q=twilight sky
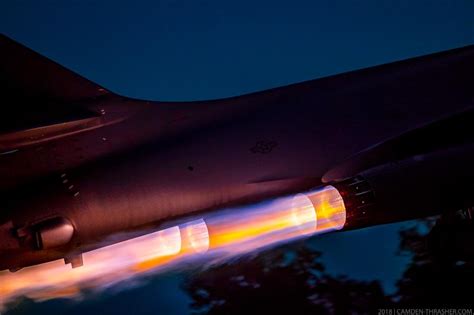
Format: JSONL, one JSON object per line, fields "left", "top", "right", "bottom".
{"left": 1, "top": 1, "right": 473, "bottom": 314}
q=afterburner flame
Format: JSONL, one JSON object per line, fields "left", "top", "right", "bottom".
{"left": 0, "top": 186, "right": 345, "bottom": 309}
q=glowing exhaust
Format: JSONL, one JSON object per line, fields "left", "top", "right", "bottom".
{"left": 0, "top": 185, "right": 346, "bottom": 308}
{"left": 308, "top": 186, "right": 346, "bottom": 233}
{"left": 136, "top": 219, "right": 210, "bottom": 272}
{"left": 202, "top": 185, "right": 345, "bottom": 254}
{"left": 180, "top": 219, "right": 210, "bottom": 254}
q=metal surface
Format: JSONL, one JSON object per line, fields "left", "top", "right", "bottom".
{"left": 0, "top": 34, "right": 473, "bottom": 270}
{"left": 34, "top": 217, "right": 75, "bottom": 250}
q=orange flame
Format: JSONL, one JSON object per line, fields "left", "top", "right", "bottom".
{"left": 0, "top": 186, "right": 345, "bottom": 309}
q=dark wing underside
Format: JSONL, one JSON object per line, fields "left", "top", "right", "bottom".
{"left": 0, "top": 34, "right": 108, "bottom": 102}
{"left": 0, "top": 34, "right": 109, "bottom": 134}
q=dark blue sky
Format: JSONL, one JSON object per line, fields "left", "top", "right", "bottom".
{"left": 2, "top": 1, "right": 473, "bottom": 314}
{"left": 2, "top": 1, "right": 473, "bottom": 101}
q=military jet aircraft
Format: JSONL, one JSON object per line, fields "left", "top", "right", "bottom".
{"left": 1, "top": 34, "right": 473, "bottom": 272}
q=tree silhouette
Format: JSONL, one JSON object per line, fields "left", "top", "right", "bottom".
{"left": 184, "top": 212, "right": 474, "bottom": 314}
{"left": 394, "top": 214, "right": 474, "bottom": 308}
{"left": 183, "top": 242, "right": 390, "bottom": 314}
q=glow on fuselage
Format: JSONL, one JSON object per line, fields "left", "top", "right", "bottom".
{"left": 0, "top": 185, "right": 345, "bottom": 308}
